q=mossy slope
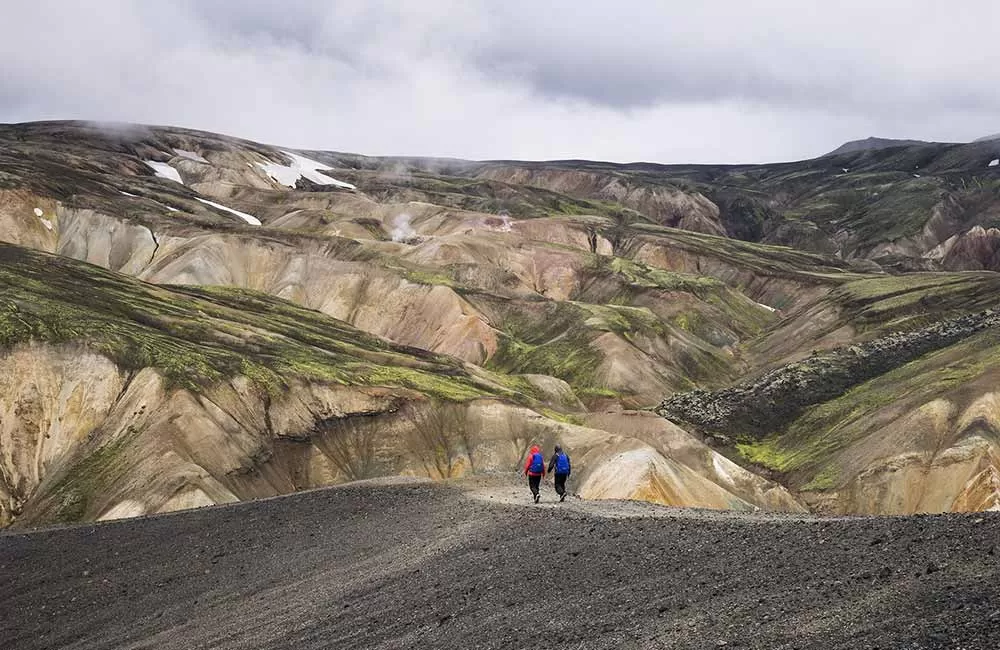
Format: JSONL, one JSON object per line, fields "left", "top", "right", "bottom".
{"left": 0, "top": 242, "right": 500, "bottom": 401}
{"left": 738, "top": 325, "right": 1000, "bottom": 493}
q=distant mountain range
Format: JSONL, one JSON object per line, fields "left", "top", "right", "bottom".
{"left": 827, "top": 132, "right": 999, "bottom": 156}
{"left": 826, "top": 136, "right": 945, "bottom": 156}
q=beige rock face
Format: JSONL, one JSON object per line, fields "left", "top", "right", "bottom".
{"left": 2, "top": 344, "right": 808, "bottom": 527}
{"left": 0, "top": 190, "right": 60, "bottom": 252}
{"left": 581, "top": 411, "right": 804, "bottom": 512}
{"left": 836, "top": 438, "right": 1000, "bottom": 514}
{"left": 57, "top": 207, "right": 159, "bottom": 275}
{"left": 580, "top": 446, "right": 761, "bottom": 510}
{"left": 0, "top": 346, "right": 126, "bottom": 526}
{"left": 0, "top": 192, "right": 165, "bottom": 279}
{"left": 801, "top": 393, "right": 1000, "bottom": 515}
{"left": 139, "top": 235, "right": 499, "bottom": 364}
{"left": 9, "top": 347, "right": 421, "bottom": 526}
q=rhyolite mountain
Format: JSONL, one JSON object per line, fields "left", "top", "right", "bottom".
{"left": 1, "top": 120, "right": 999, "bottom": 527}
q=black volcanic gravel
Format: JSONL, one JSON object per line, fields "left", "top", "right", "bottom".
{"left": 1, "top": 483, "right": 998, "bottom": 649}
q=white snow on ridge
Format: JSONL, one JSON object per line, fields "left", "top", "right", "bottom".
{"left": 120, "top": 190, "right": 139, "bottom": 197}
{"left": 283, "top": 151, "right": 355, "bottom": 188}
{"left": 144, "top": 160, "right": 184, "bottom": 184}
{"left": 989, "top": 159, "right": 999, "bottom": 168}
{"left": 196, "top": 198, "right": 261, "bottom": 226}
{"left": 256, "top": 161, "right": 301, "bottom": 187}
{"left": 33, "top": 207, "right": 53, "bottom": 230}
{"left": 257, "top": 150, "right": 355, "bottom": 189}
{"left": 173, "top": 148, "right": 209, "bottom": 163}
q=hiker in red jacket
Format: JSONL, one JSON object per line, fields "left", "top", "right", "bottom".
{"left": 523, "top": 445, "right": 545, "bottom": 503}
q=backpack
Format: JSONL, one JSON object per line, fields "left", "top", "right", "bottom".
{"left": 529, "top": 452, "right": 544, "bottom": 473}
{"left": 555, "top": 452, "right": 570, "bottom": 474}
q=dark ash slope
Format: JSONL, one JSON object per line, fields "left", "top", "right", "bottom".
{"left": 1, "top": 483, "right": 997, "bottom": 649}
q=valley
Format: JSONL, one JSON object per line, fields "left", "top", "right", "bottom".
{"left": 2, "top": 121, "right": 1000, "bottom": 527}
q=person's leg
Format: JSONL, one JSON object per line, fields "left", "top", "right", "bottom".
{"left": 528, "top": 474, "right": 541, "bottom": 500}
{"left": 555, "top": 473, "right": 566, "bottom": 500}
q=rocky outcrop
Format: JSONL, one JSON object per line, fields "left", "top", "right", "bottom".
{"left": 658, "top": 309, "right": 1000, "bottom": 436}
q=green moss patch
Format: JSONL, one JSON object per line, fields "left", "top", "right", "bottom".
{"left": 833, "top": 273, "right": 1000, "bottom": 330}
{"left": 49, "top": 429, "right": 139, "bottom": 523}
{"left": 0, "top": 243, "right": 494, "bottom": 401}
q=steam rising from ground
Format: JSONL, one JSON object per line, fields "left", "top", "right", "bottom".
{"left": 391, "top": 213, "right": 417, "bottom": 242}
{"left": 377, "top": 162, "right": 413, "bottom": 183}
{"left": 480, "top": 210, "right": 512, "bottom": 232}
{"left": 497, "top": 210, "right": 512, "bottom": 232}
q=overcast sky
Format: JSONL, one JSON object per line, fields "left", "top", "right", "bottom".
{"left": 3, "top": 1, "right": 998, "bottom": 163}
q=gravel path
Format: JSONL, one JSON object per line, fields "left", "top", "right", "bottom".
{"left": 2, "top": 481, "right": 998, "bottom": 649}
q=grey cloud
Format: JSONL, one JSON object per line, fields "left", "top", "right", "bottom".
{"left": 0, "top": 1, "right": 997, "bottom": 163}
{"left": 469, "top": 1, "right": 1000, "bottom": 114}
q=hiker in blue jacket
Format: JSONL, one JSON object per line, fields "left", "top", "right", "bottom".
{"left": 547, "top": 445, "right": 571, "bottom": 502}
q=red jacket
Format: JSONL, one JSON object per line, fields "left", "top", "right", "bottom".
{"left": 524, "top": 445, "right": 546, "bottom": 477}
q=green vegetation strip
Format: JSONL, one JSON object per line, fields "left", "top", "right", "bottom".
{"left": 0, "top": 243, "right": 489, "bottom": 400}
{"left": 737, "top": 326, "right": 1000, "bottom": 487}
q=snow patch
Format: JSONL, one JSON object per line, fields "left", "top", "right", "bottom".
{"left": 754, "top": 300, "right": 777, "bottom": 313}
{"left": 165, "top": 205, "right": 179, "bottom": 212}
{"left": 120, "top": 190, "right": 139, "bottom": 197}
{"left": 144, "top": 160, "right": 183, "bottom": 184}
{"left": 989, "top": 159, "right": 999, "bottom": 168}
{"left": 196, "top": 198, "right": 261, "bottom": 225}
{"left": 841, "top": 168, "right": 849, "bottom": 173}
{"left": 32, "top": 207, "right": 53, "bottom": 230}
{"left": 257, "top": 150, "right": 355, "bottom": 189}
{"left": 173, "top": 148, "right": 209, "bottom": 163}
